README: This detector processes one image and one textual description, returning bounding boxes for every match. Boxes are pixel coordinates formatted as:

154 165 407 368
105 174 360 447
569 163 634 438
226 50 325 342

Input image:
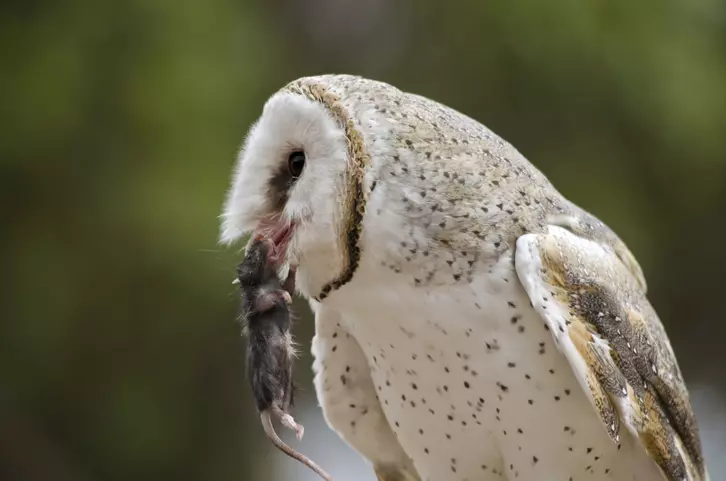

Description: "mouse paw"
256 290 292 311
279 289 292 305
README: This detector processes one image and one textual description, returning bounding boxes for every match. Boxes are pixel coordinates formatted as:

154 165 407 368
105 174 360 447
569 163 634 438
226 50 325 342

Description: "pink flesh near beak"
251 221 291 263
251 220 296 295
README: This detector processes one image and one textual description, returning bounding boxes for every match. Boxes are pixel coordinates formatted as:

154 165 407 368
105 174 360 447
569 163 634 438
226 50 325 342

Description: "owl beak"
248 218 297 286
254 223 293 262
269 223 293 253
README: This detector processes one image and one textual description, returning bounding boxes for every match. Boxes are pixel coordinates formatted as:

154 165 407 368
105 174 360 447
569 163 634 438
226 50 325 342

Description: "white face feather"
220 90 350 296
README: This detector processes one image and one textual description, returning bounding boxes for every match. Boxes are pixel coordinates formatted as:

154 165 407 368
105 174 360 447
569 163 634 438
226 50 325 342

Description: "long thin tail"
260 411 334 481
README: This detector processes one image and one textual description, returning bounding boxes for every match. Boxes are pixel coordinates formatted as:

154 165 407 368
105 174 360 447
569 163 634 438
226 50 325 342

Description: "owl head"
220 75 379 300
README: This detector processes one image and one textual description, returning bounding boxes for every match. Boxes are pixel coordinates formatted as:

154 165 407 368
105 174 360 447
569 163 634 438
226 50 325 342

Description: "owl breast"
322 248 662 481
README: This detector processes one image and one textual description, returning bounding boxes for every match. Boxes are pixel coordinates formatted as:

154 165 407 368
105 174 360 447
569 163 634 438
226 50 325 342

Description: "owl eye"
288 151 306 179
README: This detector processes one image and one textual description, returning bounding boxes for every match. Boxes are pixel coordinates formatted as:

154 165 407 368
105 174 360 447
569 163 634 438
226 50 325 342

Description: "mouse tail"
260 410 334 481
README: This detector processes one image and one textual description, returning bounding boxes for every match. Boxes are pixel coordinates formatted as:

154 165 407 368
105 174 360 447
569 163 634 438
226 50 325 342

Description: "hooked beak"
250 219 295 265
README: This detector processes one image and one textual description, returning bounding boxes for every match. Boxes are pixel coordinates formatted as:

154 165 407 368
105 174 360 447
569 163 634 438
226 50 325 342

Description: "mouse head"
236 237 280 289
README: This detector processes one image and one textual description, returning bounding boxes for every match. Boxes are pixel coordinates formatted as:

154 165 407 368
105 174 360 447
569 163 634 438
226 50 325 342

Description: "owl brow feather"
282 80 371 302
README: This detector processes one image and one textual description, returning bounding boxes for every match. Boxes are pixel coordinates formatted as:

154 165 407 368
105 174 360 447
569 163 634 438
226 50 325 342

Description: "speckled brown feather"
516 226 706 481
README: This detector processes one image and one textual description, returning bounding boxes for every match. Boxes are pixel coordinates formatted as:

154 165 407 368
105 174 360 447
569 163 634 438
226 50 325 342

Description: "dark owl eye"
288 151 306 179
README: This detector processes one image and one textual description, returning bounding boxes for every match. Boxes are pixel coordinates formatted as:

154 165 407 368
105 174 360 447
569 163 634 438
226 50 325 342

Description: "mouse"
236 236 333 481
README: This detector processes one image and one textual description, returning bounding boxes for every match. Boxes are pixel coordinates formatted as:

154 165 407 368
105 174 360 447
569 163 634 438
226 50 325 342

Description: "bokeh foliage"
1 1 724 480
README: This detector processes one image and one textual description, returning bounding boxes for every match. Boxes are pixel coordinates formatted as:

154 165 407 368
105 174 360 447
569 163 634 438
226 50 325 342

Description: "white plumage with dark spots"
220 75 709 481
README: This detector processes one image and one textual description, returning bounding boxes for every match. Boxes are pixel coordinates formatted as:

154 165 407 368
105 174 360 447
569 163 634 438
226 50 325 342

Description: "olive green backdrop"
2 1 725 480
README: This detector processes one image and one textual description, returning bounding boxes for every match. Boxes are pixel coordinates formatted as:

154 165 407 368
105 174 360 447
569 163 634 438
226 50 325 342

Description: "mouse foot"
260 411 333 481
280 412 304 440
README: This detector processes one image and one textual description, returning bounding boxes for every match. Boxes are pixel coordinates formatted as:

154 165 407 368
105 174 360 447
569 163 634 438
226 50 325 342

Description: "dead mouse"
236 236 333 481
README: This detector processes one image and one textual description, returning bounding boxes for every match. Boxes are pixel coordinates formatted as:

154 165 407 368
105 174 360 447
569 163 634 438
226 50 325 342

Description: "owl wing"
514 225 707 481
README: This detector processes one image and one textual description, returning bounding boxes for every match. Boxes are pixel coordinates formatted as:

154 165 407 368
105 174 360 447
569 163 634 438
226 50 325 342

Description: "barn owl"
220 75 708 481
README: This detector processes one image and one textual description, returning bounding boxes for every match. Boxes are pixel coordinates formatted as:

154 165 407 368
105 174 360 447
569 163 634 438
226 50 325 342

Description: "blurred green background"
2 1 725 480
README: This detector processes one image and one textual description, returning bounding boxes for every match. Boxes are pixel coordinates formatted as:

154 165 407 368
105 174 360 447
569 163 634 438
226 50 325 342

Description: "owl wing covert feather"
514 225 707 481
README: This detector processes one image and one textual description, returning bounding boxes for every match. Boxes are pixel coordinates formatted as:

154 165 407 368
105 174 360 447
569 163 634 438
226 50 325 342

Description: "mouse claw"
281 290 293 305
